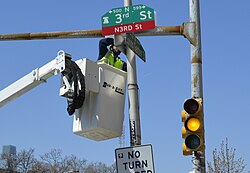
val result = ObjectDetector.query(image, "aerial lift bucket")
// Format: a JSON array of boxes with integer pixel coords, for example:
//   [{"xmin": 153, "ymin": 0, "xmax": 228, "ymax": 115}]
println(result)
[{"xmin": 61, "ymin": 59, "xmax": 127, "ymax": 141}]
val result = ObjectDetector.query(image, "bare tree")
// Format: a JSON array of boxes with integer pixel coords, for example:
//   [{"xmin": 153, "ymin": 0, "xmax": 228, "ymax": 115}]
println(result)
[
  {"xmin": 85, "ymin": 162, "xmax": 116, "ymax": 173},
  {"xmin": 107, "ymin": 163, "xmax": 116, "ymax": 173},
  {"xmin": 40, "ymin": 149, "xmax": 63, "ymax": 173},
  {"xmin": 207, "ymin": 138, "xmax": 249, "ymax": 173},
  {"xmin": 31, "ymin": 149, "xmax": 87, "ymax": 173},
  {"xmin": 17, "ymin": 148, "xmax": 35, "ymax": 173},
  {"xmin": 0, "ymin": 153, "xmax": 19, "ymax": 172},
  {"xmin": 1, "ymin": 147, "xmax": 114, "ymax": 173},
  {"xmin": 31, "ymin": 159, "xmax": 49, "ymax": 173},
  {"xmin": 63, "ymin": 154, "xmax": 87, "ymax": 172}
]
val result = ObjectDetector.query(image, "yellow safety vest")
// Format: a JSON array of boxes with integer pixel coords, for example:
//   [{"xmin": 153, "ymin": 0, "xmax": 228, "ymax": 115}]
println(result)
[
  {"xmin": 100, "ymin": 51, "xmax": 123, "ymax": 70},
  {"xmin": 114, "ymin": 58, "xmax": 123, "ymax": 70}
]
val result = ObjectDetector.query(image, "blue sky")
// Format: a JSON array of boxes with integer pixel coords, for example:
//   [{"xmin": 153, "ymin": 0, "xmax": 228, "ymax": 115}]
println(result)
[{"xmin": 0, "ymin": 0, "xmax": 250, "ymax": 172}]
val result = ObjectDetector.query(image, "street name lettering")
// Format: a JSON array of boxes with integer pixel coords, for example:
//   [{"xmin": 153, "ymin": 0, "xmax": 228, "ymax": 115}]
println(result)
[
  {"xmin": 102, "ymin": 21, "xmax": 155, "ymax": 36},
  {"xmin": 115, "ymin": 23, "xmax": 142, "ymax": 33},
  {"xmin": 108, "ymin": 9, "xmax": 153, "ymax": 25}
]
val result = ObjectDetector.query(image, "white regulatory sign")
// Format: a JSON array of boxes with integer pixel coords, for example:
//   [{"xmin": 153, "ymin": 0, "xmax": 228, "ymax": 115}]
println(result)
[{"xmin": 115, "ymin": 144, "xmax": 155, "ymax": 173}]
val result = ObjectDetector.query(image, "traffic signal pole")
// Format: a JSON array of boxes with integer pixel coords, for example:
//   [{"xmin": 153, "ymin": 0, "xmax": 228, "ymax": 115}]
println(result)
[
  {"xmin": 189, "ymin": 0, "xmax": 206, "ymax": 172},
  {"xmin": 0, "ymin": 26, "xmax": 186, "ymax": 41},
  {"xmin": 124, "ymin": 0, "xmax": 142, "ymax": 146}
]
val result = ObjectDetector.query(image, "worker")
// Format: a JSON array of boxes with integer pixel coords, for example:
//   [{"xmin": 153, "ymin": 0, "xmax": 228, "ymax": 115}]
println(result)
[{"xmin": 97, "ymin": 38, "xmax": 127, "ymax": 72}]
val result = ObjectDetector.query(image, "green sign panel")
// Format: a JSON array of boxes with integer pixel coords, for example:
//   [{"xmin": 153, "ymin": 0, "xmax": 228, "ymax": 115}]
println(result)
[
  {"xmin": 126, "ymin": 33, "xmax": 146, "ymax": 62},
  {"xmin": 102, "ymin": 4, "xmax": 155, "ymax": 27}
]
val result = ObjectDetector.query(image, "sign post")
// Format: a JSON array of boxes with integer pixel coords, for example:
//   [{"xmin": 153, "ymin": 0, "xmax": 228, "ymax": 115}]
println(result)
[
  {"xmin": 115, "ymin": 144, "xmax": 155, "ymax": 173},
  {"xmin": 102, "ymin": 4, "xmax": 156, "ymax": 36}
]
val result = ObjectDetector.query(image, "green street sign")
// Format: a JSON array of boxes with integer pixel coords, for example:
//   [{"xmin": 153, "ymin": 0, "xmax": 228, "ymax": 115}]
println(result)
[
  {"xmin": 126, "ymin": 33, "xmax": 146, "ymax": 62},
  {"xmin": 102, "ymin": 4, "xmax": 155, "ymax": 27}
]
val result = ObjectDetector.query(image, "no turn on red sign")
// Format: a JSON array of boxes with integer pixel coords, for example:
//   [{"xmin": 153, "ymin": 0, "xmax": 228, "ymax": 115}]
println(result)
[{"xmin": 115, "ymin": 144, "xmax": 155, "ymax": 173}]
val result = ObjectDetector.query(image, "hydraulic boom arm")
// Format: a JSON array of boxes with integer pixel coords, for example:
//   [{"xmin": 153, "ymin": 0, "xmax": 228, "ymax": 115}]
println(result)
[{"xmin": 0, "ymin": 50, "xmax": 67, "ymax": 108}]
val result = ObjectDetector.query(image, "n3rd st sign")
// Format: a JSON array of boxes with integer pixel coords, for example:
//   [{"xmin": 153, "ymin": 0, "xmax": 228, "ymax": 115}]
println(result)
[
  {"xmin": 115, "ymin": 144, "xmax": 155, "ymax": 173},
  {"xmin": 102, "ymin": 4, "xmax": 156, "ymax": 36}
]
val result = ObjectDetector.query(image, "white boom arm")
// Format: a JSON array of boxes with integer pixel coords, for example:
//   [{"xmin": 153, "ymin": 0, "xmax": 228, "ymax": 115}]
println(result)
[{"xmin": 0, "ymin": 50, "xmax": 67, "ymax": 108}]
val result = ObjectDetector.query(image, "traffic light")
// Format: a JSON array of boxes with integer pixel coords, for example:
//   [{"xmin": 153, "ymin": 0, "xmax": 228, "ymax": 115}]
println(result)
[{"xmin": 181, "ymin": 98, "xmax": 205, "ymax": 155}]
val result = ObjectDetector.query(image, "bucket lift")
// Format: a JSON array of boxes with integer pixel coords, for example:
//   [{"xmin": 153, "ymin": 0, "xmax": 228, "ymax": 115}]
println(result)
[{"xmin": 0, "ymin": 50, "xmax": 127, "ymax": 141}]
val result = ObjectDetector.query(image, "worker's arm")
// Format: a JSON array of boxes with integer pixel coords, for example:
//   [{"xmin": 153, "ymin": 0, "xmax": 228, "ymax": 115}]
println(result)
[{"xmin": 97, "ymin": 38, "xmax": 114, "ymax": 60}]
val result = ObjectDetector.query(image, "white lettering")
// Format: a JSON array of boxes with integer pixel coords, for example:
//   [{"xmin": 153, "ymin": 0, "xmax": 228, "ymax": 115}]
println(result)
[
  {"xmin": 114, "ymin": 25, "xmax": 133, "ymax": 33},
  {"xmin": 115, "ymin": 13, "xmax": 130, "ymax": 24},
  {"xmin": 135, "ymin": 24, "xmax": 143, "ymax": 30},
  {"xmin": 125, "ymin": 7, "xmax": 129, "ymax": 12},
  {"xmin": 115, "ymin": 14, "xmax": 122, "ymax": 23},
  {"xmin": 140, "ymin": 10, "xmax": 153, "ymax": 20},
  {"xmin": 114, "ymin": 27, "xmax": 120, "ymax": 33},
  {"xmin": 123, "ymin": 13, "xmax": 129, "ymax": 18},
  {"xmin": 140, "ymin": 11, "xmax": 147, "ymax": 20},
  {"xmin": 147, "ymin": 10, "xmax": 153, "ymax": 19},
  {"xmin": 133, "ymin": 5, "xmax": 143, "ymax": 11},
  {"xmin": 113, "ymin": 8, "xmax": 122, "ymax": 13},
  {"xmin": 123, "ymin": 26, "xmax": 128, "ymax": 31}
]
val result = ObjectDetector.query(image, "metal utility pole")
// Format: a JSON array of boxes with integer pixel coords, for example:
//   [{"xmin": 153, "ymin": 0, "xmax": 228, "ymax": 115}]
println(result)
[
  {"xmin": 0, "ymin": 26, "xmax": 187, "ymax": 41},
  {"xmin": 189, "ymin": 0, "xmax": 206, "ymax": 172},
  {"xmin": 124, "ymin": 0, "xmax": 142, "ymax": 146}
]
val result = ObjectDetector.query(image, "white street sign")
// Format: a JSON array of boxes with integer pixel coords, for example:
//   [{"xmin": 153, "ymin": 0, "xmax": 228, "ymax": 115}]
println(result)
[{"xmin": 115, "ymin": 144, "xmax": 155, "ymax": 173}]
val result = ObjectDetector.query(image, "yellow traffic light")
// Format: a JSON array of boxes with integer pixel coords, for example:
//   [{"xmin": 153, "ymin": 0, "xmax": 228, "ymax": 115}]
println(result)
[
  {"xmin": 181, "ymin": 98, "xmax": 205, "ymax": 155},
  {"xmin": 186, "ymin": 117, "xmax": 200, "ymax": 132}
]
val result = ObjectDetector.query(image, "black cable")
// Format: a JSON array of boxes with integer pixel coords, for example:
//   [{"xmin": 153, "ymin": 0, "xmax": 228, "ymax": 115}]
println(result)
[
  {"xmin": 63, "ymin": 58, "xmax": 85, "ymax": 115},
  {"xmin": 67, "ymin": 59, "xmax": 78, "ymax": 115},
  {"xmin": 71, "ymin": 60, "xmax": 85, "ymax": 109}
]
